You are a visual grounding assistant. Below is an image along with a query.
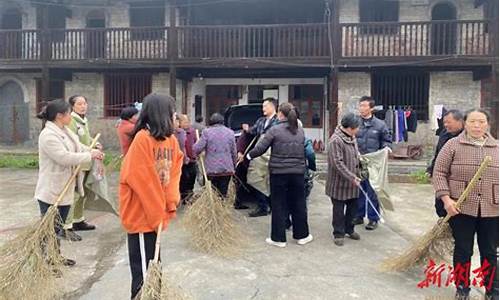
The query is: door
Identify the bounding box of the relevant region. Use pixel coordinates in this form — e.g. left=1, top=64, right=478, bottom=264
left=86, top=11, right=106, bottom=59
left=0, top=81, right=29, bottom=144
left=206, top=85, right=240, bottom=118
left=1, top=8, right=22, bottom=59
left=431, top=2, right=457, bottom=55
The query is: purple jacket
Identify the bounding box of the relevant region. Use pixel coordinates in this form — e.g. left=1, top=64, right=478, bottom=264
left=193, top=124, right=237, bottom=176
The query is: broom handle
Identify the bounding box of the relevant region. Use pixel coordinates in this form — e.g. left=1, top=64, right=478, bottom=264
left=443, top=155, right=492, bottom=223
left=195, top=130, right=209, bottom=183
left=236, top=135, right=258, bottom=167
left=153, top=221, right=163, bottom=263
left=52, top=133, right=101, bottom=207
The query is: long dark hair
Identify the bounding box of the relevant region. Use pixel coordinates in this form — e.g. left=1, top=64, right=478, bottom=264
left=130, top=93, right=176, bottom=141
left=36, top=99, right=71, bottom=128
left=278, top=102, right=298, bottom=134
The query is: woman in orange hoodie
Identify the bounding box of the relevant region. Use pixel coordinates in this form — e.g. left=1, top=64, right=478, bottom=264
left=119, top=93, right=183, bottom=299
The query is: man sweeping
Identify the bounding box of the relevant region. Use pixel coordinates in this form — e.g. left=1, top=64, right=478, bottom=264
left=352, top=96, right=392, bottom=230
left=238, top=97, right=279, bottom=217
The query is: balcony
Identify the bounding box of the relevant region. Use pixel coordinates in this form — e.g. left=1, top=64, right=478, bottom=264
left=0, top=20, right=495, bottom=67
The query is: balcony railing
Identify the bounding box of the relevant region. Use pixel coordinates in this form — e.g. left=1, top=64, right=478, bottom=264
left=0, top=20, right=494, bottom=63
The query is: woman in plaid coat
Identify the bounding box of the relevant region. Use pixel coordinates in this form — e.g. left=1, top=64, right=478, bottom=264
left=433, top=108, right=498, bottom=299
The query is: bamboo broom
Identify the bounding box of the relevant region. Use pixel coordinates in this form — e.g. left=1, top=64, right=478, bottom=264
left=0, top=133, right=101, bottom=300
left=228, top=135, right=258, bottom=204
left=380, top=156, right=492, bottom=272
left=182, top=130, right=244, bottom=256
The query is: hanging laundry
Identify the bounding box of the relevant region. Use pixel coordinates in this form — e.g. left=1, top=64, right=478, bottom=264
left=406, top=110, right=418, bottom=133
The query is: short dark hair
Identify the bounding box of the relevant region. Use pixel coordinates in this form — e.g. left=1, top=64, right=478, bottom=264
left=68, top=95, right=88, bottom=107
left=443, top=109, right=464, bottom=121
left=120, top=106, right=139, bottom=121
left=195, top=115, right=203, bottom=123
left=208, top=113, right=224, bottom=126
left=37, top=99, right=71, bottom=128
left=464, top=108, right=491, bottom=123
left=359, top=96, right=375, bottom=108
left=263, top=97, right=278, bottom=110
left=130, top=93, right=176, bottom=141
left=340, top=113, right=361, bottom=129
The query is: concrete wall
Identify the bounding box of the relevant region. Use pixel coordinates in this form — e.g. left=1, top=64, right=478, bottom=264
left=338, top=72, right=371, bottom=116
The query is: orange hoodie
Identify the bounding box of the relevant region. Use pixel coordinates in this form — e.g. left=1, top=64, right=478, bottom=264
left=119, top=129, right=184, bottom=233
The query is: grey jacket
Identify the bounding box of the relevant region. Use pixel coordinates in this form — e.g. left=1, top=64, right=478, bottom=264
left=356, top=116, right=392, bottom=155
left=325, top=127, right=360, bottom=201
left=248, top=121, right=305, bottom=175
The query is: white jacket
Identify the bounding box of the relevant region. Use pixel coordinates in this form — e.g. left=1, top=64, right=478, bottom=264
left=34, top=121, right=92, bottom=206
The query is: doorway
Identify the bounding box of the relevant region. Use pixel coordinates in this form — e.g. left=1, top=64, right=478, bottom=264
left=431, top=2, right=457, bottom=55
left=86, top=10, right=106, bottom=58
left=0, top=80, right=29, bottom=144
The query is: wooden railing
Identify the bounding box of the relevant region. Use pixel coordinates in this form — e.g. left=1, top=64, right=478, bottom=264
left=177, top=23, right=329, bottom=58
left=341, top=20, right=493, bottom=57
left=0, top=20, right=495, bottom=62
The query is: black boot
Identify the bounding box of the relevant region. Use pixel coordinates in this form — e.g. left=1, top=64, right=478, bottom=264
left=248, top=208, right=269, bottom=218
left=72, top=221, right=96, bottom=231
left=455, top=285, right=470, bottom=300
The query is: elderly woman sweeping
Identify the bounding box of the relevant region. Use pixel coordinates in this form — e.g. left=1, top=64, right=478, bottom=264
left=193, top=113, right=237, bottom=197
left=433, top=108, right=498, bottom=300
left=35, top=99, right=104, bottom=266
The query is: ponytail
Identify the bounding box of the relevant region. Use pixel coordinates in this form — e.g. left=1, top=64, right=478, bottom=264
left=36, top=99, right=71, bottom=129
left=278, top=102, right=298, bottom=135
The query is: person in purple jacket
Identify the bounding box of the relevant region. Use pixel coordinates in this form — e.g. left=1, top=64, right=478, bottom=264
left=193, top=113, right=237, bottom=197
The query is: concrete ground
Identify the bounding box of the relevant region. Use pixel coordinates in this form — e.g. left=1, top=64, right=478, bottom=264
left=0, top=168, right=485, bottom=300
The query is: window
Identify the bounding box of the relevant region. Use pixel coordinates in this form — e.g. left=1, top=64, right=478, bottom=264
left=289, top=85, right=323, bottom=128
left=359, top=0, right=399, bottom=34
left=37, top=6, right=68, bottom=42
left=371, top=71, right=429, bottom=121
left=129, top=1, right=165, bottom=40
left=36, top=79, right=65, bottom=112
left=104, top=74, right=152, bottom=117
left=248, top=85, right=278, bottom=103
left=205, top=85, right=240, bottom=117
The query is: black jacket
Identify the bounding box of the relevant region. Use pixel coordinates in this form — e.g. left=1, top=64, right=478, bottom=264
left=426, top=129, right=463, bottom=175
left=248, top=121, right=306, bottom=175
left=356, top=116, right=392, bottom=155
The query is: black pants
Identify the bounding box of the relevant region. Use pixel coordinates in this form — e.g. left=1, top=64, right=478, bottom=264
left=180, top=162, right=197, bottom=200
left=332, top=198, right=358, bottom=238
left=208, top=175, right=231, bottom=197
left=127, top=231, right=159, bottom=299
left=269, top=173, right=309, bottom=242
left=449, top=214, right=499, bottom=295
left=37, top=200, right=70, bottom=237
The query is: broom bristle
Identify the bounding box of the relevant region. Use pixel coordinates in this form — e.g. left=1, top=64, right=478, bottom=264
left=226, top=178, right=237, bottom=206
left=160, top=271, right=193, bottom=300
left=0, top=206, right=65, bottom=300
left=138, top=261, right=163, bottom=300
left=380, top=219, right=453, bottom=272
left=183, top=182, right=244, bottom=257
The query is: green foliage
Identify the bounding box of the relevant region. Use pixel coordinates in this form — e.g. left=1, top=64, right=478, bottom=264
left=0, top=154, right=39, bottom=169
left=410, top=169, right=431, bottom=184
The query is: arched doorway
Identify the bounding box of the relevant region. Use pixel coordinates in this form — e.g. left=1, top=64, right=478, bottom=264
left=0, top=80, right=29, bottom=144
left=85, top=10, right=106, bottom=58
left=1, top=8, right=22, bottom=58
left=431, top=2, right=457, bottom=55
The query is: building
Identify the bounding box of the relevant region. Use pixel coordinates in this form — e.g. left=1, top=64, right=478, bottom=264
left=0, top=0, right=497, bottom=149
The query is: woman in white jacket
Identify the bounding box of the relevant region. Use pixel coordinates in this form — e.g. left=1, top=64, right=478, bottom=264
left=35, top=99, right=103, bottom=266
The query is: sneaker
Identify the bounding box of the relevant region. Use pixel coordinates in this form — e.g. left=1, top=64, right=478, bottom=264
left=347, top=232, right=361, bottom=240
left=265, top=238, right=286, bottom=248
left=297, top=234, right=313, bottom=245
left=72, top=221, right=96, bottom=231
left=248, top=208, right=269, bottom=218
left=62, top=229, right=82, bottom=242
left=62, top=258, right=76, bottom=267
left=334, top=237, right=344, bottom=246
left=365, top=221, right=378, bottom=231
left=352, top=217, right=364, bottom=225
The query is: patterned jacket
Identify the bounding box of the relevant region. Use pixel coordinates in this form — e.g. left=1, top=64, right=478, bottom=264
left=193, top=124, right=237, bottom=176
left=433, top=132, right=499, bottom=218
left=325, top=127, right=360, bottom=201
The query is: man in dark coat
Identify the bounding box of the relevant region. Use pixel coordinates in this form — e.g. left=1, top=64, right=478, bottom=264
left=353, top=96, right=392, bottom=230
left=426, top=109, right=464, bottom=217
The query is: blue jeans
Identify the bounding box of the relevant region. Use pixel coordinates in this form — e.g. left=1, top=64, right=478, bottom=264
left=37, top=200, right=71, bottom=237
left=356, top=179, right=380, bottom=222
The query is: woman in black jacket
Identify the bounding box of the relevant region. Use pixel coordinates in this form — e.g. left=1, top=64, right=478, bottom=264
left=246, top=102, right=312, bottom=248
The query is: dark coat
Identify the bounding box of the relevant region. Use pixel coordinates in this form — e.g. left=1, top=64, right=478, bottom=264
left=356, top=116, right=392, bottom=155
left=427, top=129, right=463, bottom=175
left=248, top=121, right=305, bottom=175
left=325, top=127, right=360, bottom=201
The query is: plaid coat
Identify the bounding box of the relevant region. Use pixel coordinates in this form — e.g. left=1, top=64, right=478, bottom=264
left=433, top=132, right=499, bottom=218
left=325, top=127, right=360, bottom=201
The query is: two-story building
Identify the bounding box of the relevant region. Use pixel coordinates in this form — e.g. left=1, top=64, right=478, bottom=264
left=0, top=0, right=497, bottom=149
